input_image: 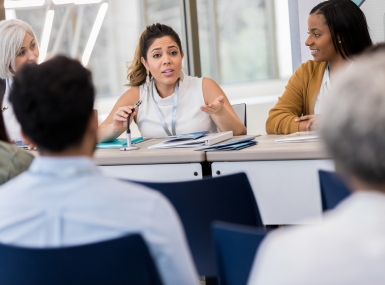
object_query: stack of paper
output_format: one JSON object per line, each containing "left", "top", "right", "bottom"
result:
{"left": 275, "top": 131, "right": 319, "bottom": 143}
{"left": 148, "top": 131, "right": 233, "bottom": 149}
{"left": 195, "top": 137, "right": 257, "bottom": 152}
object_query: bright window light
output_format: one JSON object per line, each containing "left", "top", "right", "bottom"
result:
{"left": 39, "top": 9, "right": 55, "bottom": 64}
{"left": 52, "top": 0, "right": 73, "bottom": 4}
{"left": 4, "top": 0, "right": 45, "bottom": 9}
{"left": 74, "top": 0, "right": 101, "bottom": 4}
{"left": 52, "top": 0, "right": 101, "bottom": 4}
{"left": 81, "top": 3, "right": 108, "bottom": 66}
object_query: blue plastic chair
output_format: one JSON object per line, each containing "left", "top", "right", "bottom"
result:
{"left": 212, "top": 221, "right": 267, "bottom": 285}
{"left": 0, "top": 234, "right": 163, "bottom": 285}
{"left": 319, "top": 170, "right": 351, "bottom": 211}
{"left": 132, "top": 172, "right": 264, "bottom": 277}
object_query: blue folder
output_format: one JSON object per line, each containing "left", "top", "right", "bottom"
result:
{"left": 195, "top": 137, "right": 257, "bottom": 152}
{"left": 96, "top": 137, "right": 144, "bottom": 149}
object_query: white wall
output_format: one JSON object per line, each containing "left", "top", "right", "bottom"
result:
{"left": 297, "top": 0, "right": 321, "bottom": 63}
{"left": 274, "top": 0, "right": 293, "bottom": 78}
{"left": 361, "top": 0, "right": 385, "bottom": 43}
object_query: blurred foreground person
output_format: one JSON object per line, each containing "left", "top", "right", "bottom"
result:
{"left": 249, "top": 48, "right": 385, "bottom": 285}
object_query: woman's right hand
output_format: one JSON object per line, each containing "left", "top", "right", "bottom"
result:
{"left": 112, "top": 106, "right": 138, "bottom": 131}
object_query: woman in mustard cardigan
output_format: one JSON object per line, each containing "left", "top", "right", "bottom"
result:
{"left": 266, "top": 0, "right": 372, "bottom": 134}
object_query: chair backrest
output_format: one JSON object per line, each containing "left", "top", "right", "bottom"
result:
{"left": 212, "top": 221, "right": 267, "bottom": 285}
{"left": 232, "top": 103, "right": 247, "bottom": 127}
{"left": 319, "top": 170, "right": 351, "bottom": 211}
{"left": 0, "top": 234, "right": 163, "bottom": 285}
{"left": 133, "top": 172, "right": 263, "bottom": 277}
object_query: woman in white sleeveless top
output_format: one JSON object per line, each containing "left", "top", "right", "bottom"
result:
{"left": 98, "top": 23, "right": 246, "bottom": 141}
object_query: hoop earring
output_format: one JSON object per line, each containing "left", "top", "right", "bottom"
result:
{"left": 146, "top": 70, "right": 150, "bottom": 92}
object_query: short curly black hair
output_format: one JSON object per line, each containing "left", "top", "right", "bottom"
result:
{"left": 10, "top": 55, "right": 95, "bottom": 152}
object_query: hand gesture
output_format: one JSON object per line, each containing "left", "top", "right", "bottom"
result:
{"left": 200, "top": 95, "right": 225, "bottom": 115}
{"left": 112, "top": 106, "right": 138, "bottom": 131}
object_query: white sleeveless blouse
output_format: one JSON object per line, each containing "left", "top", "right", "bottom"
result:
{"left": 136, "top": 73, "right": 217, "bottom": 138}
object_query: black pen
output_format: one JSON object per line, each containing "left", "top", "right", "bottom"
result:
{"left": 120, "top": 100, "right": 142, "bottom": 151}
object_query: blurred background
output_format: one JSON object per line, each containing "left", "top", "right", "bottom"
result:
{"left": 2, "top": 0, "right": 293, "bottom": 135}
{"left": 2, "top": 0, "right": 383, "bottom": 135}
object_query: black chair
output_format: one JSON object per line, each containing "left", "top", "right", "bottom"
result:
{"left": 132, "top": 172, "right": 264, "bottom": 277}
{"left": 0, "top": 234, "right": 163, "bottom": 285}
{"left": 319, "top": 170, "right": 351, "bottom": 211}
{"left": 212, "top": 221, "right": 267, "bottom": 285}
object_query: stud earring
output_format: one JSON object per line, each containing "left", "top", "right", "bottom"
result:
{"left": 339, "top": 40, "right": 342, "bottom": 43}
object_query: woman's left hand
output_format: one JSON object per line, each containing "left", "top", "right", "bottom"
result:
{"left": 295, "top": 114, "right": 320, "bottom": 131}
{"left": 200, "top": 95, "right": 225, "bottom": 115}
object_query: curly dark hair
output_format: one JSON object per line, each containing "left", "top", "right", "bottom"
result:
{"left": 9, "top": 55, "right": 95, "bottom": 152}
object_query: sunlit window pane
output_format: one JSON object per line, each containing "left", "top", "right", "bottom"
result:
{"left": 197, "top": 0, "right": 271, "bottom": 84}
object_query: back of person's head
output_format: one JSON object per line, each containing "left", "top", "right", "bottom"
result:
{"left": 0, "top": 19, "right": 38, "bottom": 79}
{"left": 310, "top": 0, "right": 372, "bottom": 59}
{"left": 9, "top": 55, "right": 95, "bottom": 153}
{"left": 320, "top": 50, "right": 385, "bottom": 186}
{"left": 127, "top": 23, "right": 183, "bottom": 87}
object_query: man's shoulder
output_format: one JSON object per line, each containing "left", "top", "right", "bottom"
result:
{"left": 0, "top": 170, "right": 30, "bottom": 196}
{"left": 101, "top": 177, "right": 160, "bottom": 197}
{"left": 259, "top": 209, "right": 348, "bottom": 260}
{"left": 0, "top": 172, "right": 165, "bottom": 208}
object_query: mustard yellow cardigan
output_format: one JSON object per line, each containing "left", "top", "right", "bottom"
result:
{"left": 266, "top": 60, "right": 327, "bottom": 134}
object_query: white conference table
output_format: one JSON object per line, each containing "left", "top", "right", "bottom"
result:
{"left": 95, "top": 138, "right": 207, "bottom": 182}
{"left": 206, "top": 135, "right": 335, "bottom": 225}
{"left": 95, "top": 135, "right": 335, "bottom": 225}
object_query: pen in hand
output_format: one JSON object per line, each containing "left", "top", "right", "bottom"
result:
{"left": 120, "top": 100, "right": 142, "bottom": 151}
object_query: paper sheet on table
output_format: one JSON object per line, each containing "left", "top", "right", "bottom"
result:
{"left": 275, "top": 132, "right": 319, "bottom": 143}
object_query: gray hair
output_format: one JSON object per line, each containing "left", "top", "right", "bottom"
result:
{"left": 320, "top": 51, "right": 385, "bottom": 184}
{"left": 0, "top": 19, "right": 38, "bottom": 79}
